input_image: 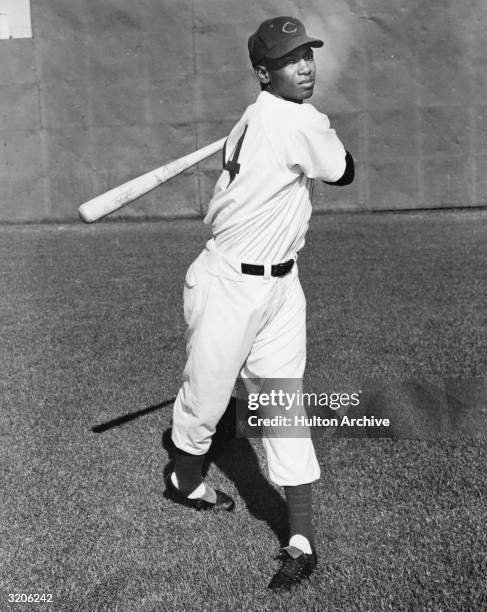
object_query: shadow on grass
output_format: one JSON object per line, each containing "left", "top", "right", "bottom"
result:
{"left": 162, "top": 397, "right": 288, "bottom": 546}
{"left": 90, "top": 397, "right": 177, "bottom": 433}
{"left": 90, "top": 396, "right": 288, "bottom": 544}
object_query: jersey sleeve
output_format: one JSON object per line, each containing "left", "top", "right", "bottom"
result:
{"left": 285, "top": 107, "right": 347, "bottom": 182}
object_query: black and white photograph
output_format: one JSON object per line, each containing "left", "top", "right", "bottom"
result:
{"left": 1, "top": 0, "right": 486, "bottom": 609}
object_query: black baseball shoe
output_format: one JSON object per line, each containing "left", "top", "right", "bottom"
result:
{"left": 268, "top": 546, "right": 317, "bottom": 591}
{"left": 164, "top": 471, "right": 235, "bottom": 512}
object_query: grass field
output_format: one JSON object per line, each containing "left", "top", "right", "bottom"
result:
{"left": 1, "top": 210, "right": 486, "bottom": 611}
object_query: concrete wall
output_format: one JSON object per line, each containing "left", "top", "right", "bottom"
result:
{"left": 1, "top": 0, "right": 486, "bottom": 221}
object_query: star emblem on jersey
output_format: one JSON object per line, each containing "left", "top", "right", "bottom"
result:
{"left": 282, "top": 21, "right": 298, "bottom": 33}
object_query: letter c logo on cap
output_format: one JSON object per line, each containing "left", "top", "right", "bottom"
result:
{"left": 282, "top": 21, "right": 298, "bottom": 33}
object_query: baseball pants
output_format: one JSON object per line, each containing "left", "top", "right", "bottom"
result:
{"left": 171, "top": 239, "right": 320, "bottom": 487}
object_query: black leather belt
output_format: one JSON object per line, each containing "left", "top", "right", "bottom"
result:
{"left": 241, "top": 259, "right": 295, "bottom": 277}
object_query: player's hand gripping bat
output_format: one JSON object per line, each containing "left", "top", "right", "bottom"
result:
{"left": 78, "top": 138, "right": 226, "bottom": 223}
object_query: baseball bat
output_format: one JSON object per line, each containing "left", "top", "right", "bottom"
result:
{"left": 78, "top": 137, "right": 226, "bottom": 223}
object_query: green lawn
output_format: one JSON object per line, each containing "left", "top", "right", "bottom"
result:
{"left": 1, "top": 210, "right": 486, "bottom": 611}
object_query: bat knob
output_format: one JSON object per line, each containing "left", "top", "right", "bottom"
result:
{"left": 78, "top": 203, "right": 96, "bottom": 223}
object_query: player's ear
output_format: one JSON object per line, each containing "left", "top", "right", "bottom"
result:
{"left": 255, "top": 64, "right": 271, "bottom": 86}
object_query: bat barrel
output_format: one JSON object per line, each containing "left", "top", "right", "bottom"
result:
{"left": 78, "top": 137, "right": 226, "bottom": 223}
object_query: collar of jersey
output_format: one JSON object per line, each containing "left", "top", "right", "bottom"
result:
{"left": 258, "top": 90, "right": 307, "bottom": 108}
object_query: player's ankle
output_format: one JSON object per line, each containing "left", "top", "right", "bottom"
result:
{"left": 173, "top": 446, "right": 206, "bottom": 496}
{"left": 170, "top": 472, "right": 216, "bottom": 502}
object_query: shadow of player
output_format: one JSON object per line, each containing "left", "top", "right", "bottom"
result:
{"left": 161, "top": 397, "right": 288, "bottom": 546}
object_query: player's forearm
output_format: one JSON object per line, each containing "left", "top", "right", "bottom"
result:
{"left": 323, "top": 151, "right": 355, "bottom": 186}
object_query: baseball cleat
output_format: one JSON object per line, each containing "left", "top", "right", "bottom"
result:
{"left": 267, "top": 546, "right": 317, "bottom": 591}
{"left": 164, "top": 472, "right": 235, "bottom": 512}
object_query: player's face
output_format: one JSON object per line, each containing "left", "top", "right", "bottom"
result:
{"left": 261, "top": 45, "right": 316, "bottom": 103}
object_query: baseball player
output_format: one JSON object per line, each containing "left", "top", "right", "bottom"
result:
{"left": 164, "top": 16, "right": 354, "bottom": 590}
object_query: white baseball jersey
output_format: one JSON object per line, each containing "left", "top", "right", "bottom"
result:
{"left": 204, "top": 90, "right": 347, "bottom": 264}
{"left": 172, "top": 90, "right": 348, "bottom": 486}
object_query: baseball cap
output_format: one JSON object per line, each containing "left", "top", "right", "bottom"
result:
{"left": 248, "top": 16, "right": 324, "bottom": 67}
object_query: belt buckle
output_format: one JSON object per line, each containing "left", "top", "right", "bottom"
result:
{"left": 263, "top": 263, "right": 271, "bottom": 282}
